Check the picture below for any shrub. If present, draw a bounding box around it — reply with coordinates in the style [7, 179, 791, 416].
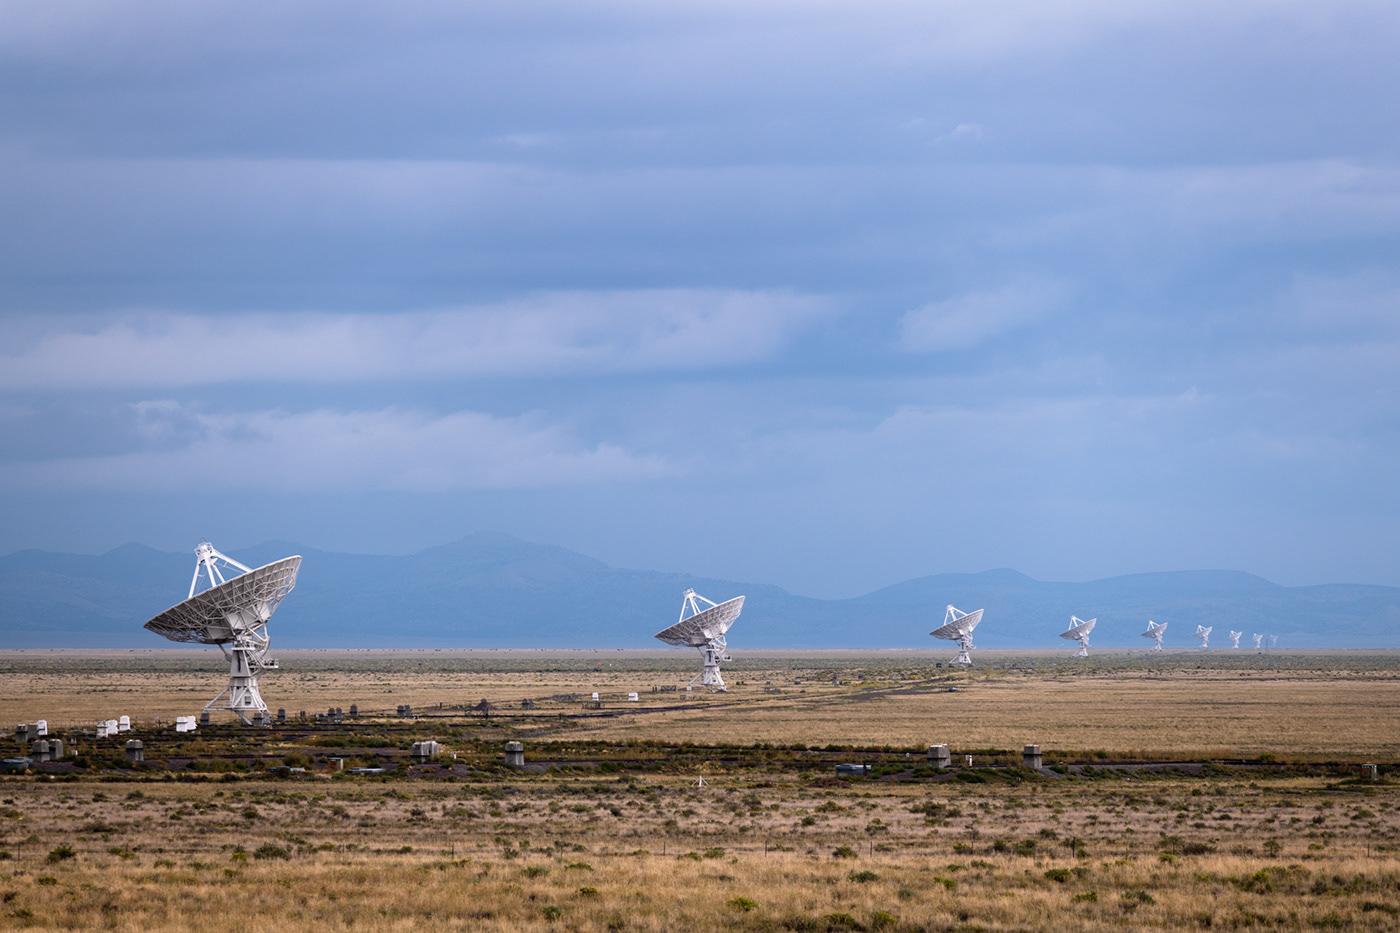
[36, 877, 58, 886]
[46, 845, 76, 863]
[1044, 868, 1071, 883]
[523, 866, 550, 878]
[577, 886, 599, 897]
[833, 846, 858, 860]
[870, 911, 897, 929]
[728, 896, 759, 912]
[252, 843, 290, 860]
[822, 912, 861, 930]
[1120, 889, 1155, 910]
[702, 847, 725, 859]
[848, 870, 879, 883]
[541, 905, 563, 921]
[1073, 891, 1098, 903]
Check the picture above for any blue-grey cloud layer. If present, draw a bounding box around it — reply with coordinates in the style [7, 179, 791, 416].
[2, 1, 1398, 597]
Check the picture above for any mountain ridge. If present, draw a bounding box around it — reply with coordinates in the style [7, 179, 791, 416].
[1, 534, 1396, 649]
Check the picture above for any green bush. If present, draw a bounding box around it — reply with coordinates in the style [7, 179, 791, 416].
[46, 845, 76, 863]
[252, 843, 290, 860]
[832, 845, 858, 859]
[848, 870, 879, 883]
[727, 896, 758, 912]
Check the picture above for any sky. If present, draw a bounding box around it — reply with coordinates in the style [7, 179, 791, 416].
[1, 0, 1398, 599]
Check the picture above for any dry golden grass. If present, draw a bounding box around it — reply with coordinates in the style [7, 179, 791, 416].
[2, 773, 1399, 932]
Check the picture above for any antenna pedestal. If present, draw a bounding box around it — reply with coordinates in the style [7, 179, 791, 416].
[204, 639, 269, 725]
[952, 637, 974, 666]
[690, 644, 730, 692]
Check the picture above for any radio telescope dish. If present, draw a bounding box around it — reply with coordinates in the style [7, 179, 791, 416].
[1193, 624, 1212, 649]
[143, 542, 301, 724]
[931, 605, 983, 666]
[1268, 634, 1278, 648]
[1252, 633, 1264, 650]
[1059, 615, 1097, 658]
[654, 589, 744, 691]
[1228, 630, 1242, 649]
[1140, 620, 1167, 651]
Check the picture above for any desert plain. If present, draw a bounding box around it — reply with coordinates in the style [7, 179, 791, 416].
[1, 649, 1398, 932]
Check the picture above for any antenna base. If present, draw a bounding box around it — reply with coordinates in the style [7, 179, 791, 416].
[203, 638, 270, 725]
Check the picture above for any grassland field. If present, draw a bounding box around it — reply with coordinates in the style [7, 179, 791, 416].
[2, 650, 1398, 931]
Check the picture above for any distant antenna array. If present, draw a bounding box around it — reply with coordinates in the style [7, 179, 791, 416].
[142, 542, 301, 724]
[1194, 624, 1213, 649]
[1059, 615, 1097, 658]
[654, 588, 745, 692]
[1140, 620, 1167, 651]
[1252, 633, 1264, 650]
[1228, 630, 1243, 649]
[930, 605, 983, 666]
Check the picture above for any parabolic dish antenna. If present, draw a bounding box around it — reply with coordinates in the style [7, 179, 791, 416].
[654, 589, 744, 692]
[931, 605, 983, 666]
[1059, 615, 1097, 658]
[1252, 633, 1264, 650]
[1141, 620, 1167, 652]
[1193, 624, 1213, 649]
[1228, 630, 1243, 649]
[143, 542, 301, 724]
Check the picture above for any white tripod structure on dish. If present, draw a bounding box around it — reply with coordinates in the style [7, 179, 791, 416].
[654, 588, 745, 692]
[1193, 624, 1212, 649]
[1060, 615, 1096, 658]
[143, 542, 301, 724]
[931, 605, 983, 666]
[1141, 620, 1167, 652]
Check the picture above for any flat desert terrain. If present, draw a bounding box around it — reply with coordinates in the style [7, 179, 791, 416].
[2, 651, 1398, 932]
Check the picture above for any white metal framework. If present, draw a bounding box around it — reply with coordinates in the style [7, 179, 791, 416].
[931, 605, 983, 666]
[1228, 630, 1243, 648]
[1193, 624, 1213, 649]
[1252, 633, 1264, 650]
[1140, 620, 1167, 651]
[654, 589, 745, 692]
[143, 543, 301, 724]
[1059, 615, 1097, 658]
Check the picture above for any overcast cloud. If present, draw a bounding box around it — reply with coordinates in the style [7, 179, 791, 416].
[2, 0, 1398, 597]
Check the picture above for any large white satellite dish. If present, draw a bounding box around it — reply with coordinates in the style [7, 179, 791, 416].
[1228, 630, 1243, 649]
[1252, 633, 1264, 650]
[1059, 615, 1096, 658]
[1193, 624, 1212, 649]
[654, 588, 744, 692]
[143, 542, 301, 724]
[931, 605, 982, 666]
[1140, 620, 1167, 651]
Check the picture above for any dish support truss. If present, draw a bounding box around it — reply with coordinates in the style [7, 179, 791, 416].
[1194, 625, 1212, 649]
[680, 589, 732, 692]
[1142, 622, 1166, 652]
[1228, 630, 1243, 648]
[189, 544, 281, 724]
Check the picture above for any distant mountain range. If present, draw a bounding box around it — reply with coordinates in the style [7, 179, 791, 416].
[2, 533, 1397, 649]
